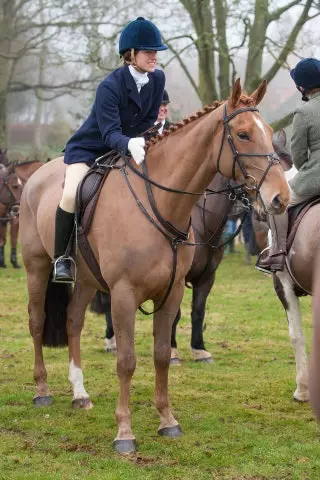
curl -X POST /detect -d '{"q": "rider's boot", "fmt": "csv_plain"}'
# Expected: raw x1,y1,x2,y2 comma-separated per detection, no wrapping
52,206,75,283
0,246,6,268
10,248,21,268
256,212,288,274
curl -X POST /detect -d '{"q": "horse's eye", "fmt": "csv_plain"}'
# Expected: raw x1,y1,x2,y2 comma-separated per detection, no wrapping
12,185,18,189
237,132,250,141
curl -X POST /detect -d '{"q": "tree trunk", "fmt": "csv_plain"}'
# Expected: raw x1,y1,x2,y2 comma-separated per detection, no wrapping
244,0,269,92
213,0,230,98
181,0,218,105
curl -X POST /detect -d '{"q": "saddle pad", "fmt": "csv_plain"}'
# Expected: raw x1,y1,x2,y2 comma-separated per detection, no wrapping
287,196,320,251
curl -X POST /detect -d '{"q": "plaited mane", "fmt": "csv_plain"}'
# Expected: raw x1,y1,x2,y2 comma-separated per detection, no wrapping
145,94,256,150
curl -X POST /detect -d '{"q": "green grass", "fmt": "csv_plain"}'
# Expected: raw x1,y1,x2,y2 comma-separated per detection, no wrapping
0,246,319,480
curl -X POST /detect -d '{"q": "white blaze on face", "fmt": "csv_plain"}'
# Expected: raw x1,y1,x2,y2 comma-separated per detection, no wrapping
17,178,22,187
68,359,89,400
254,116,267,138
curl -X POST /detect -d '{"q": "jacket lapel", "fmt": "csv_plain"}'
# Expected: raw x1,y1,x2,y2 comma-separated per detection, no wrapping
123,66,141,110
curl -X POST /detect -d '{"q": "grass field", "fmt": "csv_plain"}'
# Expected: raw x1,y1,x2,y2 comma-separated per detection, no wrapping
0,246,319,480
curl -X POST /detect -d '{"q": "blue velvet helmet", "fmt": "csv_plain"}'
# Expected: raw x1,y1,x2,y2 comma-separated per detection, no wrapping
119,17,167,55
290,58,320,90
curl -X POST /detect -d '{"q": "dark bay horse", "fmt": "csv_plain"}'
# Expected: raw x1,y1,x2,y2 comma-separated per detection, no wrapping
0,158,43,268
96,130,292,364
19,80,289,454
0,163,23,267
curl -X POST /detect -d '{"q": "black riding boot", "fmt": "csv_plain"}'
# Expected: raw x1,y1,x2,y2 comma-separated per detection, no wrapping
10,247,21,268
255,212,288,274
52,206,75,283
0,246,6,268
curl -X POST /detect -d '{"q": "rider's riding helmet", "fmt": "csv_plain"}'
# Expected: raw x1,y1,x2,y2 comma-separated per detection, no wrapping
119,17,168,55
290,58,320,91
161,90,171,104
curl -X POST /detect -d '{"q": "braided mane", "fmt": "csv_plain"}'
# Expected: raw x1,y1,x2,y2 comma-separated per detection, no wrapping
145,94,256,150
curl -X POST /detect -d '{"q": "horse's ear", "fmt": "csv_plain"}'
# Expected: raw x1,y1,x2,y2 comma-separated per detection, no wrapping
250,80,267,106
228,78,242,108
276,129,287,148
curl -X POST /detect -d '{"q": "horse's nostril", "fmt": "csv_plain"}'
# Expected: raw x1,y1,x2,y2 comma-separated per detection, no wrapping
271,194,281,210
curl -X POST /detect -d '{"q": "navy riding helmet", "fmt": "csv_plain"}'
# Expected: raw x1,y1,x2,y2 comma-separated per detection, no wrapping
290,57,320,90
119,17,168,54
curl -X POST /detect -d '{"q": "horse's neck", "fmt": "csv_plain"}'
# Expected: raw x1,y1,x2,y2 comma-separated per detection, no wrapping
147,105,223,227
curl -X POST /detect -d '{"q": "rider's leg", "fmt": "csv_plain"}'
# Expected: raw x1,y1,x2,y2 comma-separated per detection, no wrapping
53,163,89,283
256,187,315,274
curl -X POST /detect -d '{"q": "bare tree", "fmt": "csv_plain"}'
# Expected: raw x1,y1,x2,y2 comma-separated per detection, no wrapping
161,0,320,128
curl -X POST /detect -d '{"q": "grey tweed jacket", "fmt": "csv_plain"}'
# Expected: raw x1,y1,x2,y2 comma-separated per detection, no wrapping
290,91,320,197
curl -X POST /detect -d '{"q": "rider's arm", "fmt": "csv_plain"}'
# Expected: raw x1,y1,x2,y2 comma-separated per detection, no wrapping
291,108,309,170
95,83,130,153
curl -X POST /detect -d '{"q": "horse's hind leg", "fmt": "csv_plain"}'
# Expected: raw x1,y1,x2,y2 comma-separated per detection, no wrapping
26,257,53,406
170,308,182,365
274,270,309,402
0,221,7,267
105,292,116,353
67,282,96,409
153,283,184,438
190,276,215,363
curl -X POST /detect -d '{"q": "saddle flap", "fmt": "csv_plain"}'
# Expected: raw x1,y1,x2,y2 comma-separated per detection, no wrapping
287,196,320,251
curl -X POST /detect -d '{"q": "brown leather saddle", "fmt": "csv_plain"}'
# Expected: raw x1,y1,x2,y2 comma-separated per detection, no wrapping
287,196,320,251
75,151,122,291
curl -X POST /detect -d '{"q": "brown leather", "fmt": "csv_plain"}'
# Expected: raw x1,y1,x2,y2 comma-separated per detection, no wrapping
256,212,288,272
287,197,320,251
76,151,121,291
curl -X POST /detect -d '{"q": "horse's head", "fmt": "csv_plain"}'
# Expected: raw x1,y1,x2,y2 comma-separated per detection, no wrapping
213,79,290,215
0,164,23,218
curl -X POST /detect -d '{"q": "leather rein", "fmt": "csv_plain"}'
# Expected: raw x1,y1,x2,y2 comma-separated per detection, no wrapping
94,105,279,314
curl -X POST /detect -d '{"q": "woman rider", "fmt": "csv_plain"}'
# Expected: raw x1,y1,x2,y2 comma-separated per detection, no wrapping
53,17,167,283
257,57,320,273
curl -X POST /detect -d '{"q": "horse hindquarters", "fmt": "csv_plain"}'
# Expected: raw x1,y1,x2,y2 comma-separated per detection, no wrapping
273,270,309,402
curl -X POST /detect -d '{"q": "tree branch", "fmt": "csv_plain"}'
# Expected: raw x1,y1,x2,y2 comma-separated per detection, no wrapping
271,112,294,132
268,0,302,23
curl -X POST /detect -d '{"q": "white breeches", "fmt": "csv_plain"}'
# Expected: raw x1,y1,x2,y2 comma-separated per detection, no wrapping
59,163,90,213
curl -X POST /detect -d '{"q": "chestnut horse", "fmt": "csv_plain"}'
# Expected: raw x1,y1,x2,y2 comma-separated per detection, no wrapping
94,131,293,363
19,80,289,454
0,159,43,268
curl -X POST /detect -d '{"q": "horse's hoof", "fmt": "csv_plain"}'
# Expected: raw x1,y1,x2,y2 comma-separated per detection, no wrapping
195,356,213,363
33,395,53,407
72,397,93,409
293,391,310,403
106,347,117,353
170,358,181,366
105,337,117,353
113,439,137,454
192,349,213,363
12,264,21,269
0,264,7,268
158,424,183,438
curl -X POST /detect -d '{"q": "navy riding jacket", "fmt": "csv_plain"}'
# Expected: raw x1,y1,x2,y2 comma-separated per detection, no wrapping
64,66,165,166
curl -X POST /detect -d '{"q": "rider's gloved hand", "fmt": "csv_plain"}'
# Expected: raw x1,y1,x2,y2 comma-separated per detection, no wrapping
128,137,146,165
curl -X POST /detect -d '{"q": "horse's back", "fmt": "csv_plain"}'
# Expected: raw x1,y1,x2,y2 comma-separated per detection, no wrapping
20,157,66,260
289,203,320,293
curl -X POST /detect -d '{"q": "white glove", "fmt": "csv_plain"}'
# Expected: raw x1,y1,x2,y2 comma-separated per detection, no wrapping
128,137,146,165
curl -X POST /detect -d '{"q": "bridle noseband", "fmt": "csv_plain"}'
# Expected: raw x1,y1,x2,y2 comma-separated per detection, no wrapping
217,105,280,196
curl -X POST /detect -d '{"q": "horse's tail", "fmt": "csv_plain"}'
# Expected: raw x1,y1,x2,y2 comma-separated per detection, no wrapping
90,290,107,314
43,274,71,347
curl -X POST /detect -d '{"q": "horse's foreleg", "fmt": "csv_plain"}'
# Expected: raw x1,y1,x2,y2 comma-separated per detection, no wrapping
170,308,182,365
27,261,53,406
153,283,184,438
10,218,20,268
274,271,309,402
190,278,214,363
67,282,96,409
111,285,137,454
